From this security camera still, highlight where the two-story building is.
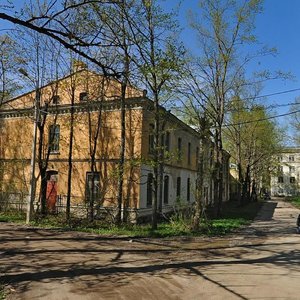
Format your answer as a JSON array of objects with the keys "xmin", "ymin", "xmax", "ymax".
[{"xmin": 0, "ymin": 68, "xmax": 230, "ymax": 220}]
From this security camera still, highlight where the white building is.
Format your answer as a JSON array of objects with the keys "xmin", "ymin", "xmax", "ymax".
[{"xmin": 271, "ymin": 148, "xmax": 300, "ymax": 197}]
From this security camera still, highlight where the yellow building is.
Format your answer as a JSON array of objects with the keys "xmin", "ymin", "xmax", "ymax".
[{"xmin": 0, "ymin": 69, "xmax": 230, "ymax": 220}]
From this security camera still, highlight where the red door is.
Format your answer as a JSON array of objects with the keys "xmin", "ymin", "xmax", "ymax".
[{"xmin": 46, "ymin": 174, "xmax": 57, "ymax": 213}]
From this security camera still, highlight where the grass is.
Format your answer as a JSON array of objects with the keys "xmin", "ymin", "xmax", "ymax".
[
  {"xmin": 0, "ymin": 284, "xmax": 6, "ymax": 300},
  {"xmin": 285, "ymin": 196, "xmax": 300, "ymax": 209},
  {"xmin": 0, "ymin": 200, "xmax": 263, "ymax": 238},
  {"xmin": 0, "ymin": 211, "xmax": 25, "ymax": 223}
]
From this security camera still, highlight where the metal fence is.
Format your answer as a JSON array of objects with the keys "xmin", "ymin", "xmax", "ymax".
[{"xmin": 0, "ymin": 192, "xmax": 27, "ymax": 212}]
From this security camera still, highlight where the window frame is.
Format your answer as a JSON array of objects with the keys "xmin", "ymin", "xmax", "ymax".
[
  {"xmin": 289, "ymin": 166, "xmax": 295, "ymax": 173},
  {"xmin": 289, "ymin": 155, "xmax": 295, "ymax": 162},
  {"xmin": 79, "ymin": 91, "xmax": 88, "ymax": 102},
  {"xmin": 177, "ymin": 137, "xmax": 182, "ymax": 161},
  {"xmin": 187, "ymin": 178, "xmax": 190, "ymax": 202},
  {"xmin": 85, "ymin": 172, "xmax": 100, "ymax": 202},
  {"xmin": 176, "ymin": 176, "xmax": 181, "ymax": 198},
  {"xmin": 165, "ymin": 131, "xmax": 170, "ymax": 152},
  {"xmin": 196, "ymin": 147, "xmax": 199, "ymax": 166},
  {"xmin": 52, "ymin": 95, "xmax": 60, "ymax": 104},
  {"xmin": 163, "ymin": 175, "xmax": 169, "ymax": 205},
  {"xmin": 188, "ymin": 142, "xmax": 191, "ymax": 165},
  {"xmin": 147, "ymin": 173, "xmax": 153, "ymax": 207},
  {"xmin": 49, "ymin": 124, "xmax": 60, "ymax": 153}
]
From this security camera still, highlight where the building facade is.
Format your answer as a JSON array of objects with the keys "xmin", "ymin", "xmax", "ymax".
[
  {"xmin": 0, "ymin": 69, "xmax": 230, "ymax": 220},
  {"xmin": 271, "ymin": 148, "xmax": 300, "ymax": 197}
]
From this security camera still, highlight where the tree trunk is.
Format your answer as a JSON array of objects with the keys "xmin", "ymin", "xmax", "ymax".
[
  {"xmin": 40, "ymin": 168, "xmax": 47, "ymax": 215},
  {"xmin": 66, "ymin": 88, "xmax": 75, "ymax": 222},
  {"xmin": 214, "ymin": 126, "xmax": 223, "ymax": 217},
  {"xmin": 192, "ymin": 133, "xmax": 205, "ymax": 230}
]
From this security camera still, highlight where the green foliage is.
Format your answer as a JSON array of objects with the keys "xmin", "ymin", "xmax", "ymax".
[
  {"xmin": 0, "ymin": 211, "xmax": 25, "ymax": 223},
  {"xmin": 225, "ymin": 96, "xmax": 283, "ymax": 190},
  {"xmin": 0, "ymin": 284, "xmax": 5, "ymax": 300},
  {"xmin": 0, "ymin": 199, "xmax": 262, "ymax": 237},
  {"xmin": 285, "ymin": 196, "xmax": 300, "ymax": 209}
]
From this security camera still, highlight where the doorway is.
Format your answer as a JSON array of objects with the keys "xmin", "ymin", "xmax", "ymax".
[{"xmin": 46, "ymin": 170, "xmax": 58, "ymax": 213}]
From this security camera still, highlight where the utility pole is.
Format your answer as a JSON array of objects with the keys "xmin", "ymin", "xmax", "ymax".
[{"xmin": 19, "ymin": 68, "xmax": 40, "ymax": 224}]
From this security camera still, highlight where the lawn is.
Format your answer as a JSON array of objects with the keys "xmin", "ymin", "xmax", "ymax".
[
  {"xmin": 0, "ymin": 200, "xmax": 263, "ymax": 238},
  {"xmin": 285, "ymin": 196, "xmax": 300, "ymax": 209}
]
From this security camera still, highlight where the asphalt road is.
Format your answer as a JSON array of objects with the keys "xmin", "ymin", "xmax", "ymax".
[{"xmin": 0, "ymin": 198, "xmax": 299, "ymax": 300}]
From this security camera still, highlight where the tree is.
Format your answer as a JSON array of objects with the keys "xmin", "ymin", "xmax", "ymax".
[
  {"xmin": 126, "ymin": 0, "xmax": 184, "ymax": 229},
  {"xmin": 16, "ymin": 25, "xmax": 63, "ymax": 218},
  {"xmin": 181, "ymin": 0, "xmax": 277, "ymax": 216},
  {"xmin": 225, "ymin": 98, "xmax": 283, "ymax": 204},
  {"xmin": 288, "ymin": 97, "xmax": 300, "ymax": 146},
  {"xmin": 0, "ymin": 35, "xmax": 21, "ymax": 106}
]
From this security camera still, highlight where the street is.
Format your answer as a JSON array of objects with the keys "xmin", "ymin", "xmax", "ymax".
[{"xmin": 1, "ymin": 199, "xmax": 299, "ymax": 300}]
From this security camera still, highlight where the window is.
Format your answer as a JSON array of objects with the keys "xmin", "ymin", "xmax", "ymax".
[
  {"xmin": 147, "ymin": 173, "xmax": 153, "ymax": 207},
  {"xmin": 165, "ymin": 131, "xmax": 170, "ymax": 152},
  {"xmin": 52, "ymin": 95, "xmax": 60, "ymax": 104},
  {"xmin": 86, "ymin": 172, "xmax": 100, "ymax": 202},
  {"xmin": 79, "ymin": 91, "xmax": 88, "ymax": 101},
  {"xmin": 289, "ymin": 155, "xmax": 295, "ymax": 162},
  {"xmin": 278, "ymin": 176, "xmax": 283, "ymax": 183},
  {"xmin": 196, "ymin": 147, "xmax": 199, "ymax": 166},
  {"xmin": 176, "ymin": 177, "xmax": 181, "ymax": 198},
  {"xmin": 49, "ymin": 125, "xmax": 60, "ymax": 153},
  {"xmin": 163, "ymin": 175, "xmax": 169, "ymax": 204},
  {"xmin": 290, "ymin": 177, "xmax": 296, "ymax": 184},
  {"xmin": 148, "ymin": 124, "xmax": 154, "ymax": 153},
  {"xmin": 177, "ymin": 138, "xmax": 182, "ymax": 161},
  {"xmin": 278, "ymin": 165, "xmax": 283, "ymax": 172},
  {"xmin": 188, "ymin": 142, "xmax": 191, "ymax": 165},
  {"xmin": 289, "ymin": 166, "xmax": 295, "ymax": 173},
  {"xmin": 187, "ymin": 178, "xmax": 190, "ymax": 202},
  {"xmin": 278, "ymin": 156, "xmax": 282, "ymax": 162}
]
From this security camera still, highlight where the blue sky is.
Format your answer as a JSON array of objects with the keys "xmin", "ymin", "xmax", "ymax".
[
  {"xmin": 162, "ymin": 0, "xmax": 300, "ymax": 141},
  {"xmin": 1, "ymin": 0, "xmax": 299, "ymax": 141}
]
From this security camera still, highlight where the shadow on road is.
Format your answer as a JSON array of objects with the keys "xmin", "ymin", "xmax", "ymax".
[
  {"xmin": 254, "ymin": 201, "xmax": 277, "ymax": 221},
  {"xmin": 1, "ymin": 199, "xmax": 299, "ymax": 299}
]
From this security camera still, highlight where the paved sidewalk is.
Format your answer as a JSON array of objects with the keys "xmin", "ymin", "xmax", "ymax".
[{"xmin": 1, "ymin": 199, "xmax": 299, "ymax": 300}]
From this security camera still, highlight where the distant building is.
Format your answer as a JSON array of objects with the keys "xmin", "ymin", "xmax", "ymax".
[{"xmin": 270, "ymin": 148, "xmax": 300, "ymax": 197}]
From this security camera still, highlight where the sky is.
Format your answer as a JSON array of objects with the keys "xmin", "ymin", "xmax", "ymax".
[
  {"xmin": 1, "ymin": 0, "xmax": 300, "ymax": 142},
  {"xmin": 162, "ymin": 0, "xmax": 300, "ymax": 143}
]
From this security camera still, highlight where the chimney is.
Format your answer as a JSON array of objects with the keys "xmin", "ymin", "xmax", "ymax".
[{"xmin": 72, "ymin": 60, "xmax": 87, "ymax": 72}]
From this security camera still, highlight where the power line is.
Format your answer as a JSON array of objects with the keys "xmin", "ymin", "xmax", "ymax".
[
  {"xmin": 223, "ymin": 108, "xmax": 300, "ymax": 128},
  {"xmin": 242, "ymin": 87, "xmax": 300, "ymax": 101}
]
